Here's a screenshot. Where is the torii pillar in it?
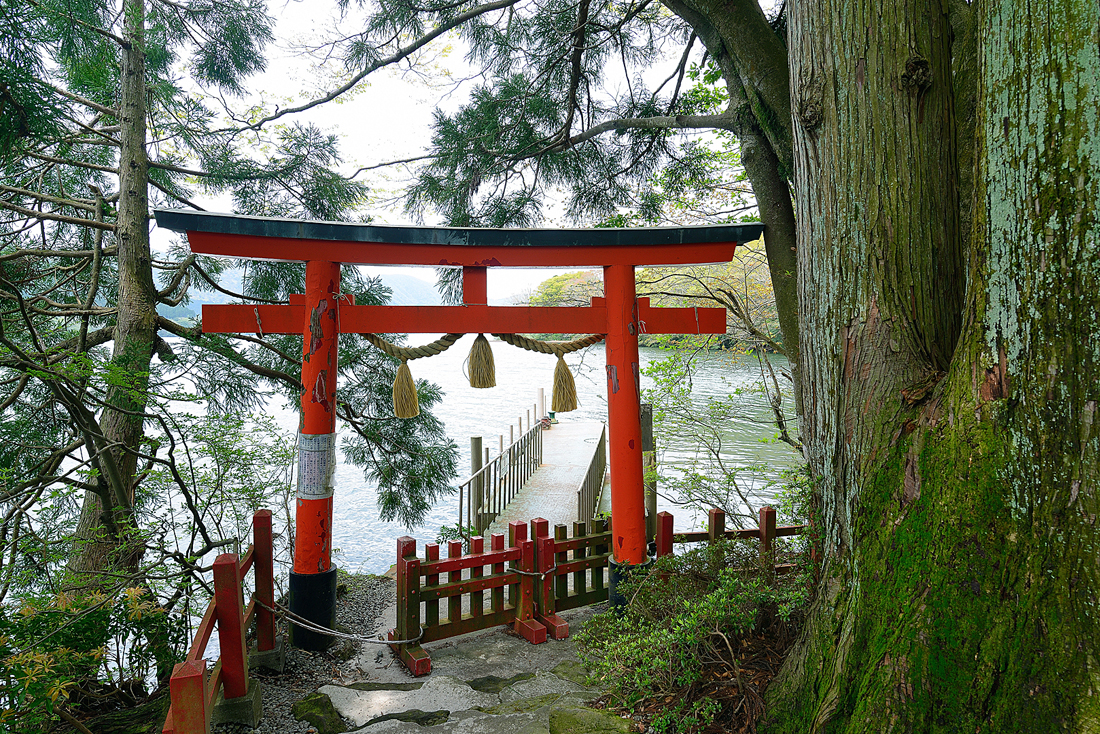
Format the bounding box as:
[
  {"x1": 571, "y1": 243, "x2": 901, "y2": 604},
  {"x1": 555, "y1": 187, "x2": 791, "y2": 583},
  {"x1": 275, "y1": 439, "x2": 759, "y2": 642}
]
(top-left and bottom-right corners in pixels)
[{"x1": 155, "y1": 209, "x2": 764, "y2": 648}]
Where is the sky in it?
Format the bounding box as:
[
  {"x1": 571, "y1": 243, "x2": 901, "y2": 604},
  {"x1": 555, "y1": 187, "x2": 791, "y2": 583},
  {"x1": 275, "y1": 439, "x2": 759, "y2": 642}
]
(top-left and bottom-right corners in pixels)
[{"x1": 151, "y1": 0, "x2": 608, "y2": 299}]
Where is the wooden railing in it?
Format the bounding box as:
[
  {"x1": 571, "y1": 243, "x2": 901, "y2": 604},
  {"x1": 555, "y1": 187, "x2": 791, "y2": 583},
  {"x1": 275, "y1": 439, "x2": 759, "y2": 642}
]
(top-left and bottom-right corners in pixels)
[
  {"x1": 390, "y1": 506, "x2": 806, "y2": 677},
  {"x1": 458, "y1": 419, "x2": 544, "y2": 536},
  {"x1": 389, "y1": 516, "x2": 611, "y2": 675},
  {"x1": 575, "y1": 424, "x2": 606, "y2": 523},
  {"x1": 163, "y1": 510, "x2": 275, "y2": 734},
  {"x1": 656, "y1": 506, "x2": 807, "y2": 573}
]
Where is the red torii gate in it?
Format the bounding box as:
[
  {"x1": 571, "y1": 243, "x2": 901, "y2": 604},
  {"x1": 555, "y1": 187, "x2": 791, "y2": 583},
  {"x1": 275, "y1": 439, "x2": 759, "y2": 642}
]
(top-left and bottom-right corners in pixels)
[{"x1": 156, "y1": 210, "x2": 763, "y2": 649}]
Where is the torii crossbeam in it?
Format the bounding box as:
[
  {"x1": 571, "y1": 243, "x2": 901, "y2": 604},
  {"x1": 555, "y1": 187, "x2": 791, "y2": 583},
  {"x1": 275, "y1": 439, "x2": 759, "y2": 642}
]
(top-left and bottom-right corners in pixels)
[{"x1": 156, "y1": 210, "x2": 764, "y2": 649}]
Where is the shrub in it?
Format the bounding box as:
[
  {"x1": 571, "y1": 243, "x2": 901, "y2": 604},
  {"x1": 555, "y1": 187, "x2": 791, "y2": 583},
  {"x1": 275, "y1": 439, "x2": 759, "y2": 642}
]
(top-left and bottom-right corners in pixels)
[{"x1": 576, "y1": 539, "x2": 810, "y2": 733}]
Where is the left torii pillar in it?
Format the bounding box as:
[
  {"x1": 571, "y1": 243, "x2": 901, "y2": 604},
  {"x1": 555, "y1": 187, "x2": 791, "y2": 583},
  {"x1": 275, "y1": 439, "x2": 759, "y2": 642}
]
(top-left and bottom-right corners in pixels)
[{"x1": 291, "y1": 260, "x2": 341, "y2": 650}]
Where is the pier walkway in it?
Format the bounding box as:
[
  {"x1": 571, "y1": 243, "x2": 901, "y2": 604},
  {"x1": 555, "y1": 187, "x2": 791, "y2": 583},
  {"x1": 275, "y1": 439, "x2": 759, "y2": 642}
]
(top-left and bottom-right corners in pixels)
[{"x1": 486, "y1": 420, "x2": 606, "y2": 536}]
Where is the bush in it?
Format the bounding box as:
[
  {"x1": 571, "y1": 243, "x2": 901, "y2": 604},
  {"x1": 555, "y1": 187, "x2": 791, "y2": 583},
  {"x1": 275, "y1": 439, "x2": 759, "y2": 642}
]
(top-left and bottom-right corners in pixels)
[
  {"x1": 576, "y1": 539, "x2": 811, "y2": 733},
  {"x1": 0, "y1": 588, "x2": 186, "y2": 732}
]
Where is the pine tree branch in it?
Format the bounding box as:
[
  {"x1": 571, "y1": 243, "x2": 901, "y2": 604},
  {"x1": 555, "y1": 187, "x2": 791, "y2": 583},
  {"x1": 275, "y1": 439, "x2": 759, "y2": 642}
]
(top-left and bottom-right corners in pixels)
[
  {"x1": 545, "y1": 110, "x2": 739, "y2": 154},
  {"x1": 24, "y1": 151, "x2": 118, "y2": 175},
  {"x1": 0, "y1": 199, "x2": 117, "y2": 231},
  {"x1": 155, "y1": 316, "x2": 302, "y2": 389},
  {"x1": 231, "y1": 0, "x2": 523, "y2": 132},
  {"x1": 26, "y1": 0, "x2": 130, "y2": 48},
  {"x1": 0, "y1": 184, "x2": 97, "y2": 212},
  {"x1": 0, "y1": 245, "x2": 118, "y2": 264}
]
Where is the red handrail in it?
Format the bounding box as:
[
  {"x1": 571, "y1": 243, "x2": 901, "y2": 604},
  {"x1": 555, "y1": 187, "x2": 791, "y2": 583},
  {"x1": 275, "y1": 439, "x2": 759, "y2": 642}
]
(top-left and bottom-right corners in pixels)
[{"x1": 162, "y1": 510, "x2": 275, "y2": 734}]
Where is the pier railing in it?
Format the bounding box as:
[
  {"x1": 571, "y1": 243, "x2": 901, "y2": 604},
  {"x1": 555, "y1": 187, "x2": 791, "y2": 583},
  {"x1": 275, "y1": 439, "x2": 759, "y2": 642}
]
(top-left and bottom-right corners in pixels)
[
  {"x1": 163, "y1": 510, "x2": 275, "y2": 734},
  {"x1": 390, "y1": 506, "x2": 807, "y2": 676},
  {"x1": 575, "y1": 424, "x2": 606, "y2": 523},
  {"x1": 458, "y1": 420, "x2": 544, "y2": 536}
]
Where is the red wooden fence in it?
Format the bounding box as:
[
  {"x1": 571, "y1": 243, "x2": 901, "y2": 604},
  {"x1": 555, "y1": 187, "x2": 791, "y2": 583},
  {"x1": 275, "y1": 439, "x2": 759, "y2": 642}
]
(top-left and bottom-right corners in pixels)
[
  {"x1": 162, "y1": 510, "x2": 276, "y2": 734},
  {"x1": 391, "y1": 507, "x2": 806, "y2": 675}
]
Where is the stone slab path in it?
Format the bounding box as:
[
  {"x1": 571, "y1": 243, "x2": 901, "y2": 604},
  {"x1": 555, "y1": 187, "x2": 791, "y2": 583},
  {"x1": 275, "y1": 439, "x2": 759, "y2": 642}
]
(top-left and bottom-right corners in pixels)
[{"x1": 302, "y1": 604, "x2": 632, "y2": 734}]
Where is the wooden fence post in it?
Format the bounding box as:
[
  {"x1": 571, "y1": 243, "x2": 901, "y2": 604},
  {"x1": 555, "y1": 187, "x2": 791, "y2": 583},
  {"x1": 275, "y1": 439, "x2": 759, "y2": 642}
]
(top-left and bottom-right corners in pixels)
[
  {"x1": 759, "y1": 506, "x2": 777, "y2": 573},
  {"x1": 447, "y1": 540, "x2": 463, "y2": 625},
  {"x1": 490, "y1": 533, "x2": 505, "y2": 614},
  {"x1": 470, "y1": 536, "x2": 484, "y2": 619},
  {"x1": 252, "y1": 510, "x2": 275, "y2": 653},
  {"x1": 168, "y1": 660, "x2": 209, "y2": 734},
  {"x1": 390, "y1": 536, "x2": 430, "y2": 676},
  {"x1": 212, "y1": 554, "x2": 248, "y2": 700},
  {"x1": 533, "y1": 519, "x2": 568, "y2": 639},
  {"x1": 508, "y1": 521, "x2": 525, "y2": 610},
  {"x1": 707, "y1": 507, "x2": 725, "y2": 544},
  {"x1": 591, "y1": 517, "x2": 608, "y2": 594},
  {"x1": 656, "y1": 512, "x2": 674, "y2": 558},
  {"x1": 513, "y1": 520, "x2": 546, "y2": 644},
  {"x1": 424, "y1": 543, "x2": 440, "y2": 629}
]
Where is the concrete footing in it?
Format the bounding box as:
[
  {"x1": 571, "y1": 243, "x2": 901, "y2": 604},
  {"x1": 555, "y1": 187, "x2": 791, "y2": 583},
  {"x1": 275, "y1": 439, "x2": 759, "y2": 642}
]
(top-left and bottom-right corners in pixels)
[
  {"x1": 249, "y1": 638, "x2": 286, "y2": 673},
  {"x1": 212, "y1": 678, "x2": 262, "y2": 727}
]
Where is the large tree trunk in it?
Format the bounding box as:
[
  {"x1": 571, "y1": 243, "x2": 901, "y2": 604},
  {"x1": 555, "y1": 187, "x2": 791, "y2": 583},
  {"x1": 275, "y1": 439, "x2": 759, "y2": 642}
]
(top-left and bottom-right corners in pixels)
[
  {"x1": 766, "y1": 1, "x2": 1099, "y2": 731},
  {"x1": 68, "y1": 0, "x2": 157, "y2": 585}
]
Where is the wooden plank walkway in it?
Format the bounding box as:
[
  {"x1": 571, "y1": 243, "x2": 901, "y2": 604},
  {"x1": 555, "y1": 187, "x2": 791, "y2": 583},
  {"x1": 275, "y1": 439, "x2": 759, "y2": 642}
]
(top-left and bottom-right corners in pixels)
[{"x1": 487, "y1": 420, "x2": 606, "y2": 536}]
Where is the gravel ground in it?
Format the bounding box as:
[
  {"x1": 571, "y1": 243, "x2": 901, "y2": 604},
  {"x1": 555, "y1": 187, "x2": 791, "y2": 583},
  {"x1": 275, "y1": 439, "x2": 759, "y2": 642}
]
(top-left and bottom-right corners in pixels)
[{"x1": 214, "y1": 572, "x2": 397, "y2": 734}]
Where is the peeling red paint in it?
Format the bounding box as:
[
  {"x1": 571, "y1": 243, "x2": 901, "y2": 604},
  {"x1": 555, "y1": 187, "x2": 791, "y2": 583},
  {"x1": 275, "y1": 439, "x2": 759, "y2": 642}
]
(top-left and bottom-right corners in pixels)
[{"x1": 312, "y1": 369, "x2": 331, "y2": 412}]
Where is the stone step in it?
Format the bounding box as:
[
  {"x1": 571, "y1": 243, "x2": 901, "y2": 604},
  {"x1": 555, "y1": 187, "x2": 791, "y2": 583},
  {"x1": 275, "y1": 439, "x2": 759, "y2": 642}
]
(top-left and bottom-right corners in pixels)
[{"x1": 311, "y1": 667, "x2": 629, "y2": 733}]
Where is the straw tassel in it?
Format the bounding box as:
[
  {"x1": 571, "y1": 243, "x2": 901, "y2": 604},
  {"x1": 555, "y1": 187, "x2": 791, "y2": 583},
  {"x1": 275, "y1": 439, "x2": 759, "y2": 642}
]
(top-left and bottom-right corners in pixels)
[
  {"x1": 552, "y1": 353, "x2": 578, "y2": 412},
  {"x1": 393, "y1": 359, "x2": 420, "y2": 418},
  {"x1": 468, "y1": 333, "x2": 496, "y2": 388}
]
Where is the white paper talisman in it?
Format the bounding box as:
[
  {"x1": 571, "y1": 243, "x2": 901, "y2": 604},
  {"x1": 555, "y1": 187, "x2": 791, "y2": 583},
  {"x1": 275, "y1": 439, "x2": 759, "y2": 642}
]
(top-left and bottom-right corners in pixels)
[{"x1": 297, "y1": 433, "x2": 336, "y2": 500}]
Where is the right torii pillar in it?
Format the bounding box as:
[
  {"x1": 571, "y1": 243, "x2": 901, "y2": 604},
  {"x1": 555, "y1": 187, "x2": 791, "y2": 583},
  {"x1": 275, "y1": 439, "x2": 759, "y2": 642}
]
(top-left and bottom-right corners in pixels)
[{"x1": 603, "y1": 264, "x2": 648, "y2": 571}]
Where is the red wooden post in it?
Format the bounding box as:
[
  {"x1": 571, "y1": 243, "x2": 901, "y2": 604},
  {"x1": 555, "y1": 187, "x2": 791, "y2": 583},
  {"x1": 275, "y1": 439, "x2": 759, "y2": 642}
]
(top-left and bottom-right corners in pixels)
[
  {"x1": 212, "y1": 554, "x2": 248, "y2": 700},
  {"x1": 490, "y1": 532, "x2": 505, "y2": 614},
  {"x1": 390, "y1": 536, "x2": 430, "y2": 675},
  {"x1": 470, "y1": 536, "x2": 484, "y2": 618},
  {"x1": 533, "y1": 519, "x2": 568, "y2": 639},
  {"x1": 513, "y1": 521, "x2": 546, "y2": 644},
  {"x1": 759, "y1": 506, "x2": 777, "y2": 569},
  {"x1": 708, "y1": 507, "x2": 726, "y2": 544},
  {"x1": 168, "y1": 660, "x2": 209, "y2": 734},
  {"x1": 656, "y1": 512, "x2": 674, "y2": 558},
  {"x1": 603, "y1": 264, "x2": 647, "y2": 566},
  {"x1": 508, "y1": 521, "x2": 526, "y2": 611},
  {"x1": 290, "y1": 260, "x2": 342, "y2": 650},
  {"x1": 447, "y1": 540, "x2": 463, "y2": 625},
  {"x1": 252, "y1": 510, "x2": 275, "y2": 652},
  {"x1": 424, "y1": 542, "x2": 440, "y2": 628}
]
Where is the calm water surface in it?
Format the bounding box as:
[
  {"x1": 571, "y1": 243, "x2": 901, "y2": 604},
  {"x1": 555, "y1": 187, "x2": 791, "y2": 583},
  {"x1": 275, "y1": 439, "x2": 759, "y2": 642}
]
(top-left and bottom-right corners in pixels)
[{"x1": 264, "y1": 339, "x2": 799, "y2": 574}]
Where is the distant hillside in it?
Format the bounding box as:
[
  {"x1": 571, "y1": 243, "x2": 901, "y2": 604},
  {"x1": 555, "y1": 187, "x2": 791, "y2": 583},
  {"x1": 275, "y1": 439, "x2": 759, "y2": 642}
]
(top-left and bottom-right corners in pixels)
[{"x1": 382, "y1": 273, "x2": 442, "y2": 305}]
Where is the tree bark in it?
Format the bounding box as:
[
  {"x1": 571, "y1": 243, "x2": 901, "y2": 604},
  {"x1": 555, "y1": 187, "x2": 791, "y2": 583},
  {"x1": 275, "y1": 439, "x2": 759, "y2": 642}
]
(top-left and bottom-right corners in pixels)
[
  {"x1": 766, "y1": 1, "x2": 1099, "y2": 731},
  {"x1": 68, "y1": 0, "x2": 156, "y2": 585}
]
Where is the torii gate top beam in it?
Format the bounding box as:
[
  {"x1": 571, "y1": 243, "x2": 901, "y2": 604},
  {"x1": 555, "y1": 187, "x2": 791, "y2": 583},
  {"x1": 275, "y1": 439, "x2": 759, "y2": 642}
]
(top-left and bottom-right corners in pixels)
[{"x1": 154, "y1": 210, "x2": 764, "y2": 268}]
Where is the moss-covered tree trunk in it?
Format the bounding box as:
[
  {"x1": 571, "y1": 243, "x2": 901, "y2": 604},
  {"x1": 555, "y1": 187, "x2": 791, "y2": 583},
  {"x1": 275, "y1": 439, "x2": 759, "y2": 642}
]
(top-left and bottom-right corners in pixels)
[
  {"x1": 766, "y1": 0, "x2": 1099, "y2": 731},
  {"x1": 68, "y1": 0, "x2": 157, "y2": 584}
]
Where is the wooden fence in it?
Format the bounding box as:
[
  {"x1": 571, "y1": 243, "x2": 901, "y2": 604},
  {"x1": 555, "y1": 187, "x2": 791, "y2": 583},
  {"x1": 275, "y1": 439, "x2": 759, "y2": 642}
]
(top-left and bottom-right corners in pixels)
[
  {"x1": 656, "y1": 507, "x2": 807, "y2": 574},
  {"x1": 390, "y1": 506, "x2": 807, "y2": 676},
  {"x1": 458, "y1": 418, "x2": 544, "y2": 536},
  {"x1": 389, "y1": 517, "x2": 611, "y2": 675},
  {"x1": 162, "y1": 510, "x2": 275, "y2": 734},
  {"x1": 575, "y1": 424, "x2": 607, "y2": 524}
]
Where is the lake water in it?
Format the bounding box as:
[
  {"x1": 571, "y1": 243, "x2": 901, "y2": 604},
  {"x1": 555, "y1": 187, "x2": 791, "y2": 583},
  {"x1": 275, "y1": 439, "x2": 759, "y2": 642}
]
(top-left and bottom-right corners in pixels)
[{"x1": 266, "y1": 339, "x2": 800, "y2": 574}]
